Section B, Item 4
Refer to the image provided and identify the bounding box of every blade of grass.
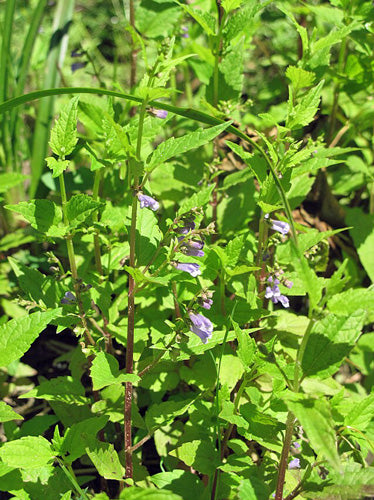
[10,0,48,136]
[29,0,75,198]
[0,0,16,104]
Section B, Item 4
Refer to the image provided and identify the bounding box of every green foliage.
[1,0,373,498]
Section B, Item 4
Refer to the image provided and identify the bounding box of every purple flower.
[137,193,159,211]
[284,279,293,289]
[188,311,213,344]
[177,220,195,235]
[181,25,189,38]
[61,291,76,305]
[173,262,201,277]
[293,442,301,449]
[271,219,290,235]
[71,62,86,73]
[154,109,168,119]
[288,458,300,469]
[200,298,213,309]
[180,239,205,257]
[265,284,289,308]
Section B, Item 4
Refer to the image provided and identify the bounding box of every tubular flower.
[180,239,205,257]
[188,311,213,344]
[61,291,76,305]
[288,458,300,469]
[172,262,201,277]
[271,219,290,235]
[137,193,160,211]
[265,277,289,308]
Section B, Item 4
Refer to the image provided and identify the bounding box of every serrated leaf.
[177,184,215,215]
[222,0,242,12]
[286,80,324,130]
[327,288,374,319]
[90,351,139,390]
[66,194,102,229]
[286,395,340,471]
[0,401,23,422]
[346,208,374,283]
[344,393,374,432]
[5,200,65,238]
[85,436,124,480]
[286,66,315,90]
[145,398,196,434]
[45,157,70,178]
[147,122,231,172]
[302,311,364,379]
[119,489,183,500]
[61,416,109,462]
[291,245,323,311]
[49,96,79,157]
[232,321,256,371]
[0,436,55,469]
[181,5,216,35]
[19,376,89,405]
[169,439,219,475]
[0,309,62,367]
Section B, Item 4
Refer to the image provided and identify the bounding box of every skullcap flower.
[288,458,300,469]
[61,291,76,305]
[173,262,201,277]
[137,193,159,211]
[271,219,290,235]
[188,311,213,344]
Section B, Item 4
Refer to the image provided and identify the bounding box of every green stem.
[92,168,104,276]
[59,172,95,346]
[213,2,226,107]
[327,37,348,145]
[124,98,148,480]
[56,458,89,500]
[293,318,315,392]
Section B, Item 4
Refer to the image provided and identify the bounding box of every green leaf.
[177,184,215,215]
[346,208,374,283]
[85,437,124,480]
[181,5,216,35]
[66,194,102,229]
[90,351,139,390]
[344,393,374,432]
[0,173,28,193]
[119,488,183,500]
[327,288,374,320]
[291,245,323,311]
[145,398,196,434]
[286,395,341,471]
[0,309,62,367]
[49,96,79,157]
[169,439,220,475]
[302,311,364,379]
[285,66,315,91]
[0,401,23,422]
[45,157,70,178]
[286,80,324,130]
[134,208,163,266]
[232,321,256,371]
[147,122,231,172]
[0,436,55,469]
[5,200,65,238]
[19,376,89,405]
[60,416,109,462]
[222,0,242,12]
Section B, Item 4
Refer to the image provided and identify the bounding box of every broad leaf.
[85,437,124,480]
[49,96,79,157]
[0,309,62,367]
[147,122,231,172]
[45,157,70,178]
[61,416,109,462]
[19,376,89,405]
[90,351,139,390]
[0,436,55,469]
[0,401,23,422]
[5,200,65,238]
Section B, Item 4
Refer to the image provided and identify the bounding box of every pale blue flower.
[271,219,290,235]
[188,311,213,343]
[61,291,76,305]
[288,458,300,469]
[137,193,159,211]
[173,262,201,277]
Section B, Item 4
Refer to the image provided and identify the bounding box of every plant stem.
[327,37,348,145]
[57,458,89,500]
[92,168,104,276]
[59,172,95,346]
[124,99,148,480]
[275,411,296,500]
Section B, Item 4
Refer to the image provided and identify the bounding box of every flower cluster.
[265,276,290,308]
[172,217,205,278]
